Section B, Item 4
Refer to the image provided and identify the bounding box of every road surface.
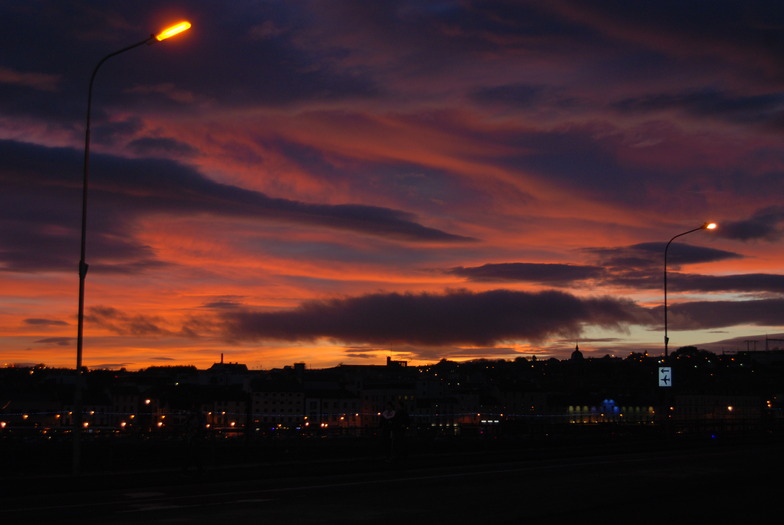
[2,438,780,524]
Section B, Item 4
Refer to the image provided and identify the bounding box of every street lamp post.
[663,222,717,358]
[74,20,191,476]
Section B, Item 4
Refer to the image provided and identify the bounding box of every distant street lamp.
[74,20,191,475]
[663,222,717,358]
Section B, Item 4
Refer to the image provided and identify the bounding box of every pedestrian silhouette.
[380,401,409,462]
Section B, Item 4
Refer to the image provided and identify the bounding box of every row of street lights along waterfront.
[3,351,780,476]
[0,398,768,438]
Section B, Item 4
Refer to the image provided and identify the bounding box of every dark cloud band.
[221,289,655,346]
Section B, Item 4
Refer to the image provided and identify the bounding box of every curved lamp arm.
[663,222,717,357]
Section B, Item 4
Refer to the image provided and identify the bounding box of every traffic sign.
[659,367,673,387]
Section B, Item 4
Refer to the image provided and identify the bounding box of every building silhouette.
[1,348,783,453]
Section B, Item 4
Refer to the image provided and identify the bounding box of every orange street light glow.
[704,222,718,230]
[155,21,191,41]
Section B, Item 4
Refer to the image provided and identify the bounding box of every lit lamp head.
[154,21,192,42]
[703,222,718,230]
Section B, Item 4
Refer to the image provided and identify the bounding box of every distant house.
[250,379,304,432]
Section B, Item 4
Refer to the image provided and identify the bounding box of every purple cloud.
[221,289,656,346]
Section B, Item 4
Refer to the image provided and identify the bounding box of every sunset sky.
[2,1,783,371]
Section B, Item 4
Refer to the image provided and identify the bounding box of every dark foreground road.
[2,438,781,524]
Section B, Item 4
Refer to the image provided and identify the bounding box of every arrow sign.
[659,367,673,388]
